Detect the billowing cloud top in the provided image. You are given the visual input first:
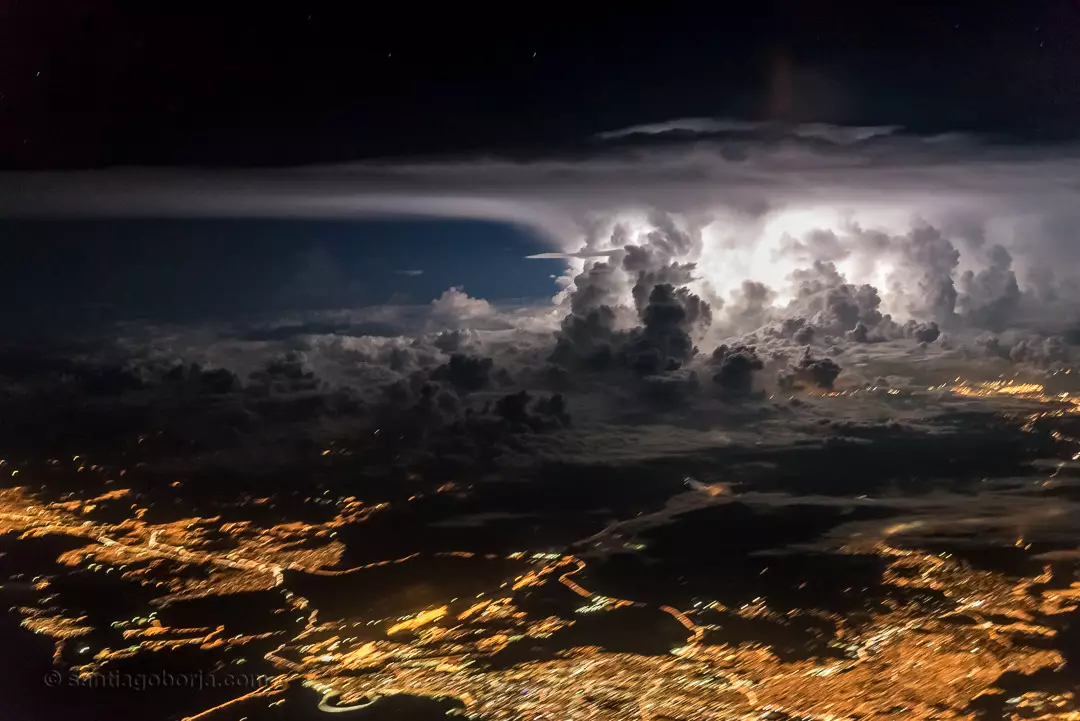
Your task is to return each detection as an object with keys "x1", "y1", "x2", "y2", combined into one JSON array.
[
  {"x1": 5, "y1": 126, "x2": 1080, "y2": 252},
  {"x1": 2, "y1": 123, "x2": 1079, "y2": 466}
]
